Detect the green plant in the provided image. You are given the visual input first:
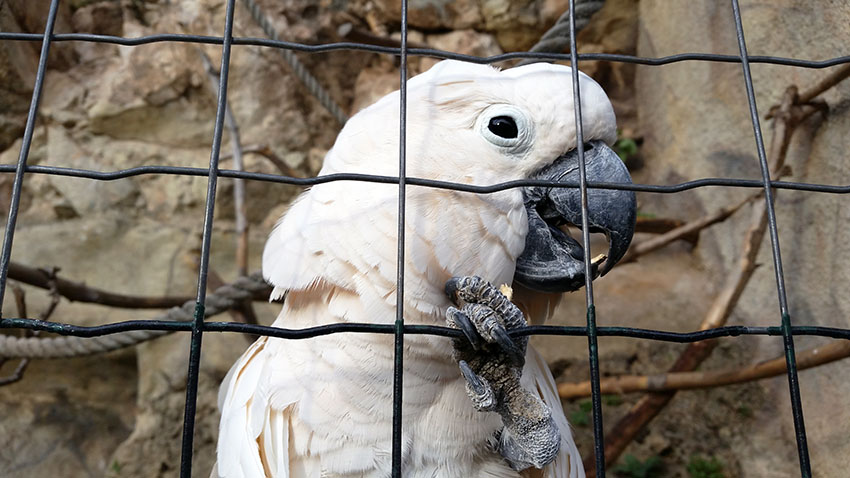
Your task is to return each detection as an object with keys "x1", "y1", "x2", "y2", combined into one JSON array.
[
  {"x1": 612, "y1": 454, "x2": 664, "y2": 478},
  {"x1": 614, "y1": 135, "x2": 639, "y2": 162},
  {"x1": 603, "y1": 394, "x2": 623, "y2": 406},
  {"x1": 568, "y1": 400, "x2": 593, "y2": 426},
  {"x1": 687, "y1": 455, "x2": 725, "y2": 478}
]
